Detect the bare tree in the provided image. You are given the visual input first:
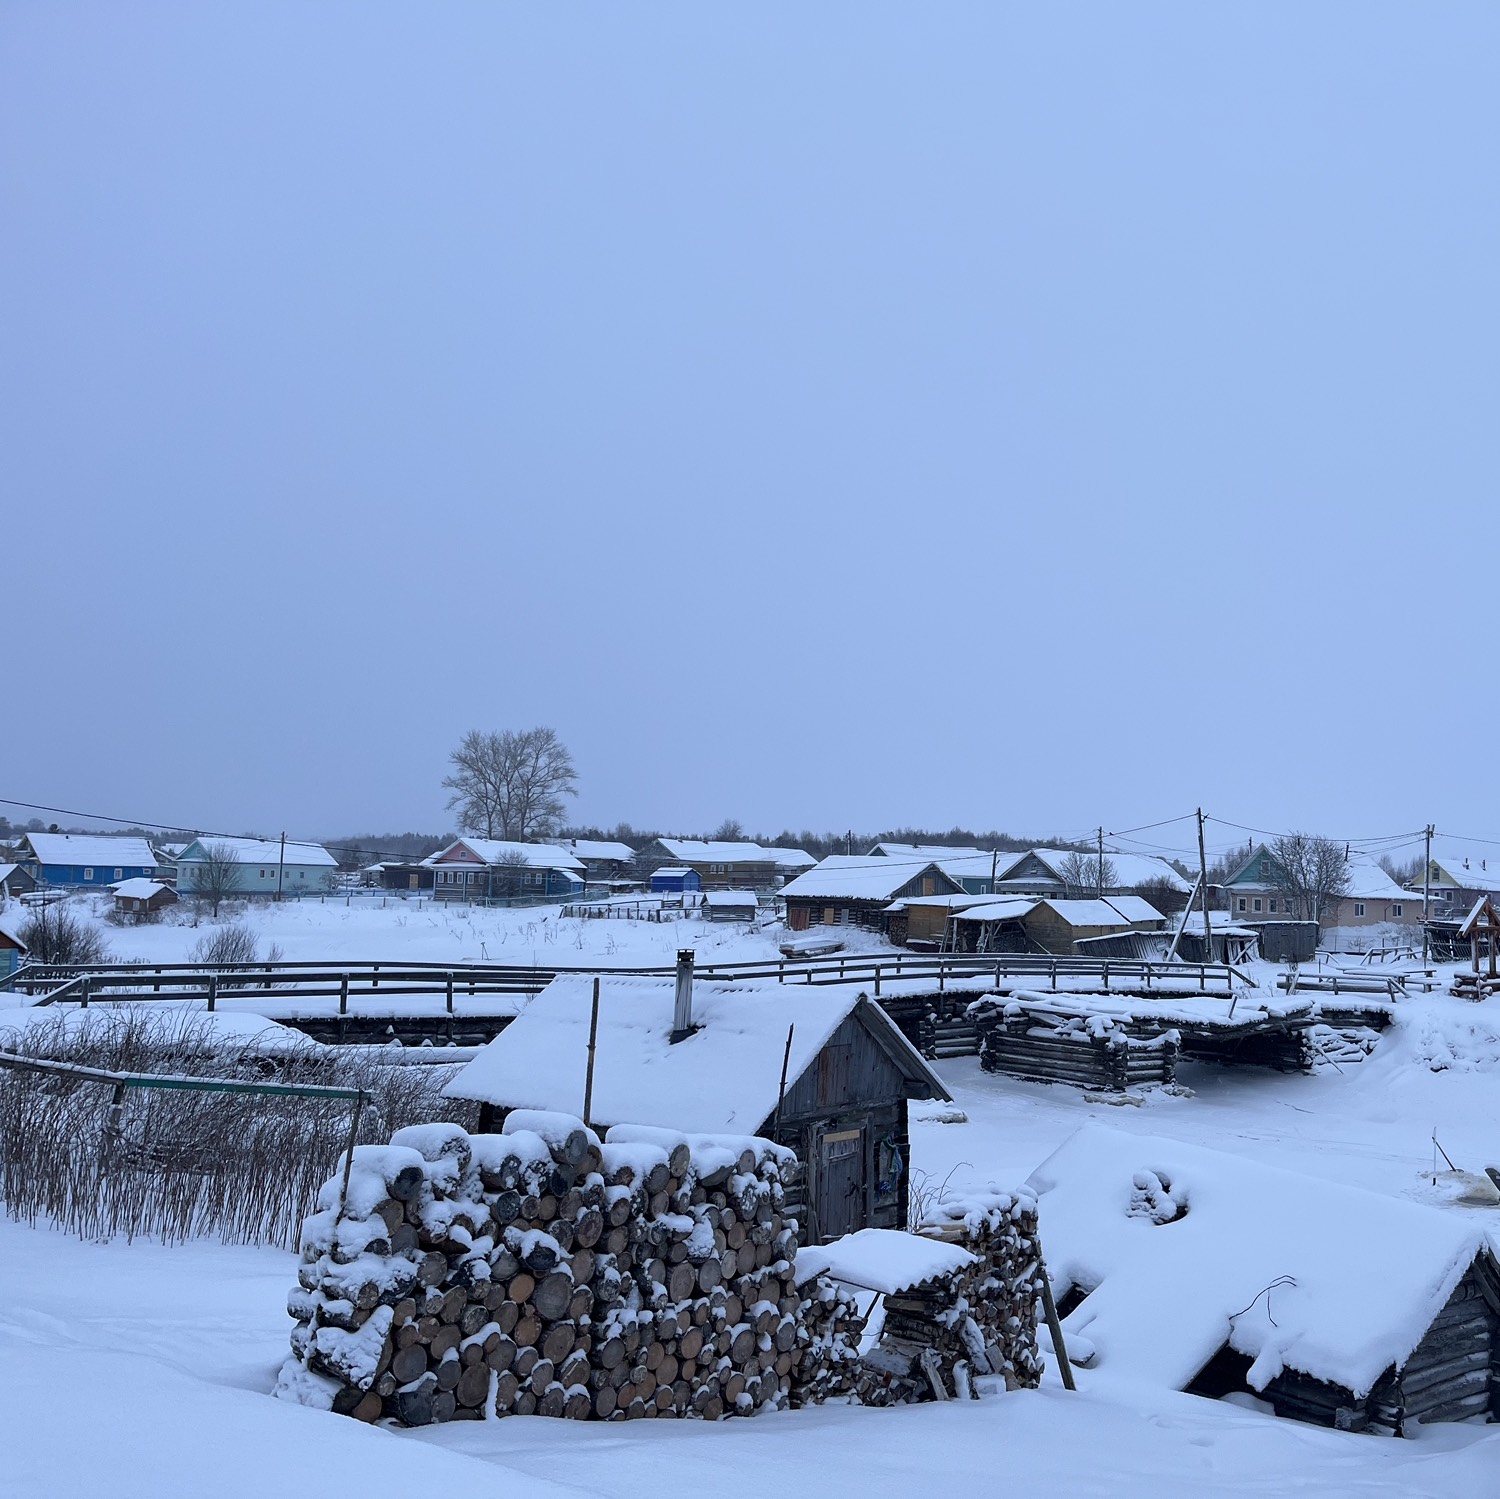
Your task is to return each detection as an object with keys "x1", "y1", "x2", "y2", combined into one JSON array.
[
  {"x1": 190, "y1": 841, "x2": 245, "y2": 918},
  {"x1": 1268, "y1": 833, "x2": 1352, "y2": 926},
  {"x1": 710, "y1": 818, "x2": 745, "y2": 842},
  {"x1": 442, "y1": 728, "x2": 578, "y2": 841},
  {"x1": 1057, "y1": 851, "x2": 1118, "y2": 898},
  {"x1": 494, "y1": 847, "x2": 531, "y2": 900},
  {"x1": 17, "y1": 904, "x2": 110, "y2": 966}
]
